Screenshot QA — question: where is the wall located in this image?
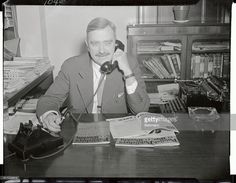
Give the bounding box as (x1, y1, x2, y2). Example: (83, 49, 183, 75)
(16, 6, 46, 57)
(44, 6, 137, 75)
(156, 0, 231, 23)
(16, 3, 230, 76)
(16, 6, 137, 76)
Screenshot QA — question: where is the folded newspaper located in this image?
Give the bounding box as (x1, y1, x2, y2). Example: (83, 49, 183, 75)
(106, 112, 179, 147)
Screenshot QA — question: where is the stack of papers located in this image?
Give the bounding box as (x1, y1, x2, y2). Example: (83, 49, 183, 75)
(3, 57, 51, 93)
(148, 92, 176, 104)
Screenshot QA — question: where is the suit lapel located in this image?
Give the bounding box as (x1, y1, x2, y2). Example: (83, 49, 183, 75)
(76, 55, 94, 113)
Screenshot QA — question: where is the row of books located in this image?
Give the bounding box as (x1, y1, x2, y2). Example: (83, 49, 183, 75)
(137, 41, 182, 52)
(192, 41, 229, 51)
(142, 54, 181, 79)
(73, 112, 180, 147)
(191, 53, 230, 79)
(4, 5, 14, 29)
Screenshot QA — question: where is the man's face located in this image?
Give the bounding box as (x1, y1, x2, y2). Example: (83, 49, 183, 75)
(87, 26, 116, 65)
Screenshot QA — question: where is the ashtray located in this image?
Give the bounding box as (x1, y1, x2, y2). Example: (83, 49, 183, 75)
(188, 107, 220, 122)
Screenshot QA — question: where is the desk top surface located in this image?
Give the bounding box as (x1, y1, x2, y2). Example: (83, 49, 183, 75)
(3, 113, 230, 180)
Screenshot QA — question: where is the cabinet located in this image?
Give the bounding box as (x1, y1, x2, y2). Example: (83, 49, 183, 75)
(127, 23, 230, 92)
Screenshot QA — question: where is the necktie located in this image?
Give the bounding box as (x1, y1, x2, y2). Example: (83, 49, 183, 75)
(97, 74, 105, 113)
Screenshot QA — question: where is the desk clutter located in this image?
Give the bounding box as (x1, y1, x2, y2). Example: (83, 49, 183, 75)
(3, 57, 52, 93)
(7, 120, 63, 160)
(148, 83, 186, 114)
(4, 97, 39, 134)
(178, 76, 229, 112)
(107, 112, 179, 147)
(4, 112, 39, 135)
(149, 76, 229, 114)
(72, 112, 180, 147)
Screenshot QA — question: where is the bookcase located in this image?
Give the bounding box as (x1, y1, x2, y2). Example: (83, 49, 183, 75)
(4, 5, 18, 41)
(127, 23, 230, 93)
(186, 35, 230, 79)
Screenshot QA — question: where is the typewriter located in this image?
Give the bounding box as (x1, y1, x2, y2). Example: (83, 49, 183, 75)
(178, 76, 229, 112)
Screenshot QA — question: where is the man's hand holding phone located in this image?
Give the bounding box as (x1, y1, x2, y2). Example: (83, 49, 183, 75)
(41, 112, 63, 133)
(113, 48, 136, 86)
(113, 48, 132, 76)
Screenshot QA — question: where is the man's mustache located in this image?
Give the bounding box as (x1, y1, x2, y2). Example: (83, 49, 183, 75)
(95, 53, 110, 57)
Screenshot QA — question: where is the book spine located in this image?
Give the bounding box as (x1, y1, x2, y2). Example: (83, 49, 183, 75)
(222, 53, 230, 78)
(220, 53, 224, 77)
(150, 57, 168, 78)
(143, 60, 158, 78)
(170, 54, 180, 78)
(175, 54, 181, 72)
(143, 60, 163, 78)
(203, 54, 209, 78)
(160, 55, 174, 77)
(148, 58, 165, 78)
(191, 54, 196, 78)
(167, 54, 177, 78)
(194, 55, 201, 78)
(212, 54, 216, 76)
(199, 55, 204, 78)
(217, 53, 221, 77)
(152, 56, 171, 78)
(208, 54, 213, 76)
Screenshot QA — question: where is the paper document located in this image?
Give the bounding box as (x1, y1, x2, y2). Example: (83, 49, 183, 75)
(107, 116, 149, 138)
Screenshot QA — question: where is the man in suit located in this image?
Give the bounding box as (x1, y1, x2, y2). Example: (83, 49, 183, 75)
(36, 17, 150, 132)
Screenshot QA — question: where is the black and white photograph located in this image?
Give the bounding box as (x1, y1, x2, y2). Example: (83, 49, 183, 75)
(1, 0, 235, 182)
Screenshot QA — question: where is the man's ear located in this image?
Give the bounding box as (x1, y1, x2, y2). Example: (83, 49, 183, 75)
(85, 40, 89, 50)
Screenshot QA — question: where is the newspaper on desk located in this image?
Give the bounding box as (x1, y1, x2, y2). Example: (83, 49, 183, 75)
(106, 112, 179, 147)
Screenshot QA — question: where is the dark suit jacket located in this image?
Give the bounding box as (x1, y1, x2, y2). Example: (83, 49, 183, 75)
(36, 52, 150, 117)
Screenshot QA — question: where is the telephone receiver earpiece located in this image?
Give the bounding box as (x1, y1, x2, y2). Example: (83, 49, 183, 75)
(100, 60, 118, 75)
(115, 40, 125, 52)
(99, 40, 124, 75)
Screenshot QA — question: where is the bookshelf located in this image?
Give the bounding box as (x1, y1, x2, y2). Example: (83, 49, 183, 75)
(128, 34, 187, 83)
(187, 35, 230, 79)
(127, 23, 230, 92)
(4, 5, 18, 41)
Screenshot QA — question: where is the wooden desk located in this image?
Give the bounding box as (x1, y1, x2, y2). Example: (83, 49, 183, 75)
(3, 113, 230, 181)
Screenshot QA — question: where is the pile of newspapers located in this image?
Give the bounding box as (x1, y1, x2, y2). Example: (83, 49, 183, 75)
(4, 57, 51, 93)
(107, 112, 180, 147)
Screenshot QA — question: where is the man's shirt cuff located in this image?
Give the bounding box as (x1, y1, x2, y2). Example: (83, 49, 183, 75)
(126, 79, 138, 94)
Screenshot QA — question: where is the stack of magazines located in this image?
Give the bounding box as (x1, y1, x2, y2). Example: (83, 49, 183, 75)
(107, 112, 180, 147)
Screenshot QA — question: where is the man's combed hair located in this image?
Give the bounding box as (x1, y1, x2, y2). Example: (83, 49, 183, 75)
(86, 17, 116, 35)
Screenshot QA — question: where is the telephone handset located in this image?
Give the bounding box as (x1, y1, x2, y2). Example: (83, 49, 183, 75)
(100, 40, 124, 75)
